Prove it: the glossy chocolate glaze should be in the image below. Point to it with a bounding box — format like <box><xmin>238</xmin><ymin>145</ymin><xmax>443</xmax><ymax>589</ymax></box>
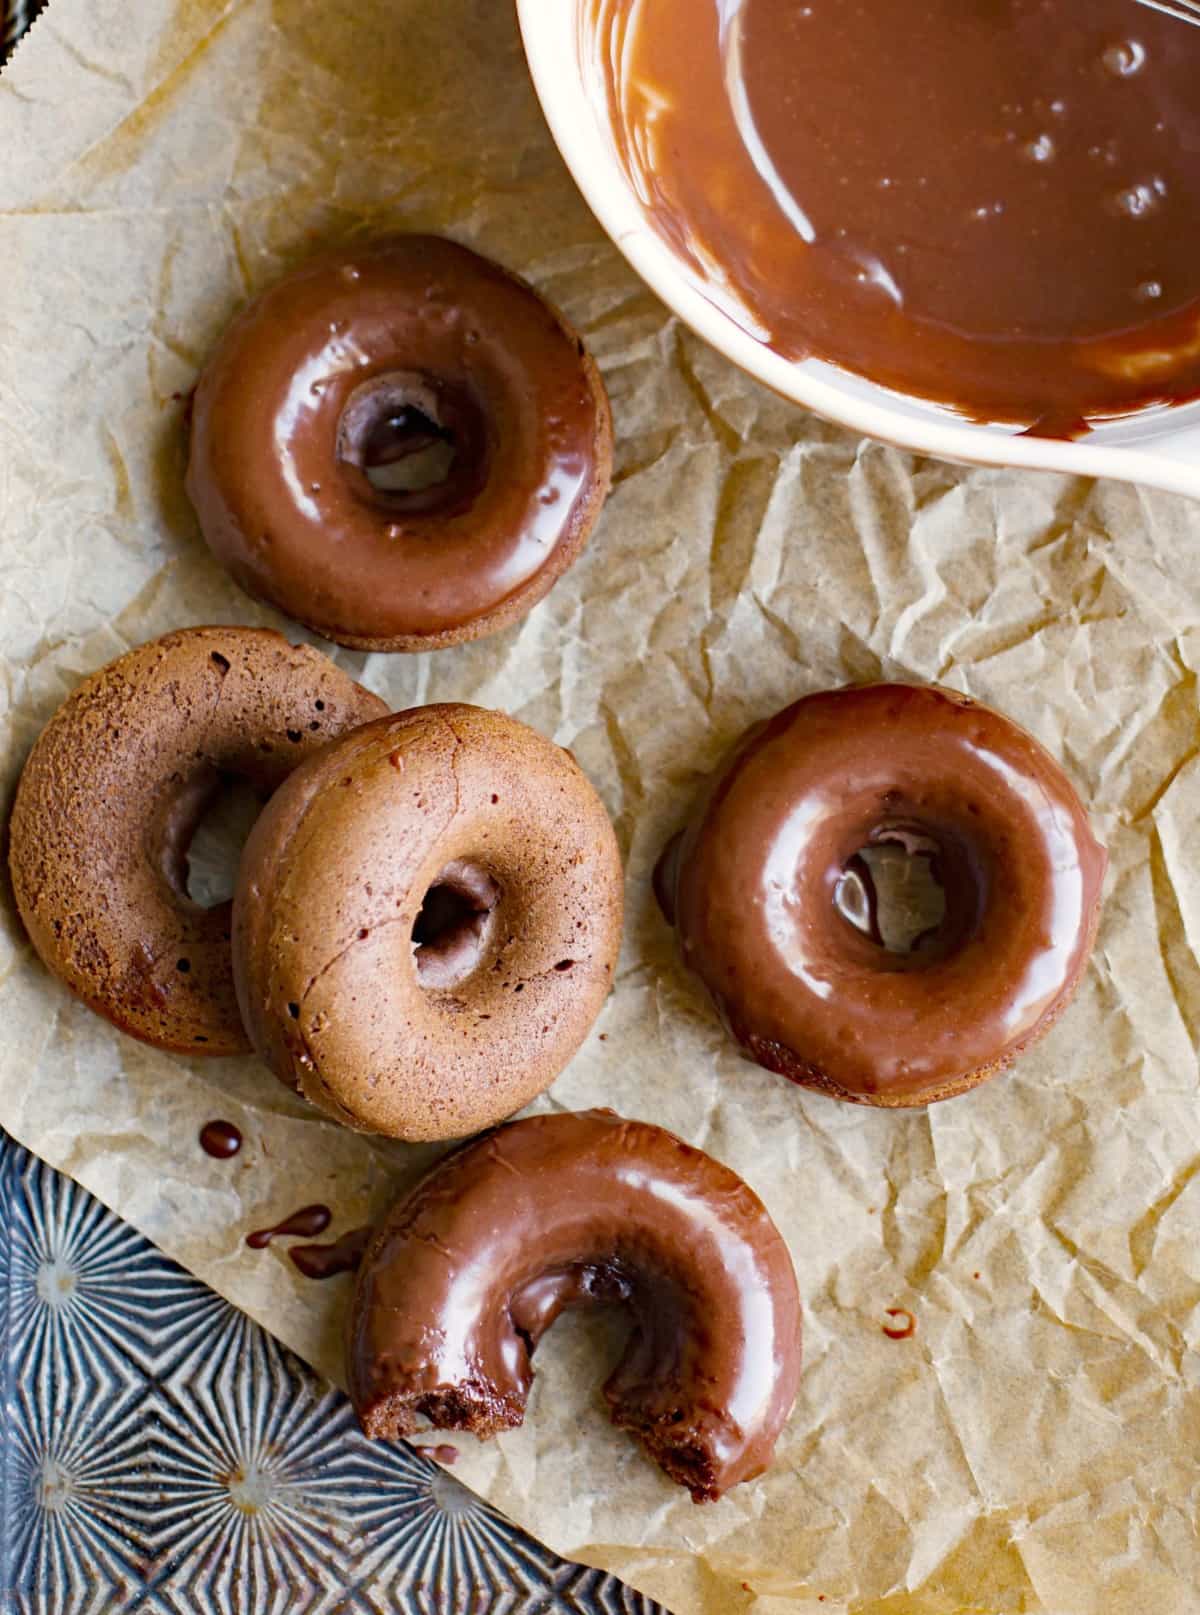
<box><xmin>246</xmin><ymin>1204</ymin><xmax>331</xmax><ymax>1250</ymax></box>
<box><xmin>199</xmin><ymin>1120</ymin><xmax>242</xmax><ymax>1159</ymax></box>
<box><xmin>289</xmin><ymin>1226</ymin><xmax>373</xmax><ymax>1281</ymax></box>
<box><xmin>187</xmin><ymin>236</ymin><xmax>613</xmax><ymax>650</ymax></box>
<box><xmin>590</xmin><ymin>0</ymin><xmax>1200</xmax><ymax>427</ymax></box>
<box><xmin>656</xmin><ymin>685</ymin><xmax>1106</xmax><ymax>1106</ymax></box>
<box><xmin>347</xmin><ymin>1110</ymin><xmax>801</xmax><ymax>1502</ymax></box>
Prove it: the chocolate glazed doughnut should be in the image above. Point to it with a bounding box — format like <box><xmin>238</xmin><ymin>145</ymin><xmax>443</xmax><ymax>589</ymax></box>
<box><xmin>8</xmin><ymin>628</ymin><xmax>385</xmax><ymax>1055</ymax></box>
<box><xmin>348</xmin><ymin>1110</ymin><xmax>801</xmax><ymax>1502</ymax></box>
<box><xmin>186</xmin><ymin>236</ymin><xmax>613</xmax><ymax>652</ymax></box>
<box><xmin>656</xmin><ymin>684</ymin><xmax>1107</xmax><ymax>1106</ymax></box>
<box><xmin>233</xmin><ymin>705</ymin><xmax>624</xmax><ymax>1140</ymax></box>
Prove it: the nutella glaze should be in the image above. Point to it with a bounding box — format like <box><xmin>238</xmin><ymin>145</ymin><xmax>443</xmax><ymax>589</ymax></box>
<box><xmin>187</xmin><ymin>236</ymin><xmax>613</xmax><ymax>652</ymax></box>
<box><xmin>656</xmin><ymin>684</ymin><xmax>1106</xmax><ymax>1106</ymax></box>
<box><xmin>591</xmin><ymin>0</ymin><xmax>1200</xmax><ymax>429</ymax></box>
<box><xmin>348</xmin><ymin>1110</ymin><xmax>801</xmax><ymax>1502</ymax></box>
<box><xmin>199</xmin><ymin>1121</ymin><xmax>242</xmax><ymax>1159</ymax></box>
<box><xmin>246</xmin><ymin>1205</ymin><xmax>332</xmax><ymax>1249</ymax></box>
<box><xmin>289</xmin><ymin>1227</ymin><xmax>372</xmax><ymax>1281</ymax></box>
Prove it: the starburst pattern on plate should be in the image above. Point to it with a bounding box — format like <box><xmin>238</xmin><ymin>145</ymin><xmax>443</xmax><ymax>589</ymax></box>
<box><xmin>0</xmin><ymin>1134</ymin><xmax>666</xmax><ymax>1613</ymax></box>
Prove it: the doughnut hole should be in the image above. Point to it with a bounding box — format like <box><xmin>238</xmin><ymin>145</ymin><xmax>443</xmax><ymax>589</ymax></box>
<box><xmin>336</xmin><ymin>371</ymin><xmax>489</xmax><ymax>516</ymax></box>
<box><xmin>832</xmin><ymin>822</ymin><xmax>978</xmax><ymax>967</ymax></box>
<box><xmin>156</xmin><ymin>771</ymin><xmax>266</xmax><ymax>912</ymax></box>
<box><xmin>412</xmin><ymin>859</ymin><xmax>501</xmax><ymax>990</ymax></box>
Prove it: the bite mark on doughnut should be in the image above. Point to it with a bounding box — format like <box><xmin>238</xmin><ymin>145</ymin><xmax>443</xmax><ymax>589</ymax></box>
<box><xmin>348</xmin><ymin>1112</ymin><xmax>801</xmax><ymax>1501</ymax></box>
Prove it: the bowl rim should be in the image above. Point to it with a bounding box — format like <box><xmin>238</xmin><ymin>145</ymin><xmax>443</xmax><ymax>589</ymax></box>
<box><xmin>515</xmin><ymin>0</ymin><xmax>1200</xmax><ymax>502</ymax></box>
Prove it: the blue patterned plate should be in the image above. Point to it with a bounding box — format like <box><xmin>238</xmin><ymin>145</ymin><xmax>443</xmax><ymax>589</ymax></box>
<box><xmin>0</xmin><ymin>1131</ymin><xmax>665</xmax><ymax>1614</ymax></box>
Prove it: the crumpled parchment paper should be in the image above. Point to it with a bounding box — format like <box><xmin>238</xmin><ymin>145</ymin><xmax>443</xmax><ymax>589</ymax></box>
<box><xmin>2</xmin><ymin>3</ymin><xmax>1200</xmax><ymax>1610</ymax></box>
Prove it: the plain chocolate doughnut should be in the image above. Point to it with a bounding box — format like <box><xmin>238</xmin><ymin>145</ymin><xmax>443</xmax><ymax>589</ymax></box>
<box><xmin>186</xmin><ymin>236</ymin><xmax>613</xmax><ymax>652</ymax></box>
<box><xmin>347</xmin><ymin>1109</ymin><xmax>802</xmax><ymax>1502</ymax></box>
<box><xmin>656</xmin><ymin>683</ymin><xmax>1107</xmax><ymax>1106</ymax></box>
<box><xmin>8</xmin><ymin>628</ymin><xmax>386</xmax><ymax>1055</ymax></box>
<box><xmin>232</xmin><ymin>704</ymin><xmax>624</xmax><ymax>1140</ymax></box>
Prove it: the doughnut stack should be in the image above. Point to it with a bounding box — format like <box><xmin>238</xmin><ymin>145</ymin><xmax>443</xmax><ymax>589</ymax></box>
<box><xmin>7</xmin><ymin>236</ymin><xmax>1107</xmax><ymax>1504</ymax></box>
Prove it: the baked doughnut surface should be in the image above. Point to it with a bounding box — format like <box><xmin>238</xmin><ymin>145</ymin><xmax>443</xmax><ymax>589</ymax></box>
<box><xmin>656</xmin><ymin>683</ymin><xmax>1107</xmax><ymax>1106</ymax></box>
<box><xmin>186</xmin><ymin>235</ymin><xmax>613</xmax><ymax>652</ymax></box>
<box><xmin>233</xmin><ymin>704</ymin><xmax>624</xmax><ymax>1140</ymax></box>
<box><xmin>347</xmin><ymin>1109</ymin><xmax>801</xmax><ymax>1502</ymax></box>
<box><xmin>8</xmin><ymin>627</ymin><xmax>385</xmax><ymax>1055</ymax></box>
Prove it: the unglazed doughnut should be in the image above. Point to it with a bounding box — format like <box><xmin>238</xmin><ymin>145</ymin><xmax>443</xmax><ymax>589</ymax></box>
<box><xmin>656</xmin><ymin>683</ymin><xmax>1106</xmax><ymax>1106</ymax></box>
<box><xmin>186</xmin><ymin>236</ymin><xmax>613</xmax><ymax>652</ymax></box>
<box><xmin>8</xmin><ymin>628</ymin><xmax>385</xmax><ymax>1055</ymax></box>
<box><xmin>347</xmin><ymin>1109</ymin><xmax>801</xmax><ymax>1502</ymax></box>
<box><xmin>232</xmin><ymin>705</ymin><xmax>623</xmax><ymax>1140</ymax></box>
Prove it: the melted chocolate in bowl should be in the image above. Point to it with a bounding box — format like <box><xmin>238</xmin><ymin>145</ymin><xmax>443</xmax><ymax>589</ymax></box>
<box><xmin>590</xmin><ymin>0</ymin><xmax>1200</xmax><ymax>429</ymax></box>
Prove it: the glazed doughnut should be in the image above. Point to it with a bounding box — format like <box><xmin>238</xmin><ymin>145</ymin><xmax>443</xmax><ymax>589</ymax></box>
<box><xmin>347</xmin><ymin>1109</ymin><xmax>801</xmax><ymax>1502</ymax></box>
<box><xmin>8</xmin><ymin>628</ymin><xmax>386</xmax><ymax>1055</ymax></box>
<box><xmin>186</xmin><ymin>235</ymin><xmax>613</xmax><ymax>652</ymax></box>
<box><xmin>232</xmin><ymin>705</ymin><xmax>623</xmax><ymax>1140</ymax></box>
<box><xmin>656</xmin><ymin>683</ymin><xmax>1106</xmax><ymax>1106</ymax></box>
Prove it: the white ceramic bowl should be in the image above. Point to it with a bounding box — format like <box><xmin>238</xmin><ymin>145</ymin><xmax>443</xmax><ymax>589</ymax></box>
<box><xmin>516</xmin><ymin>0</ymin><xmax>1200</xmax><ymax>501</ymax></box>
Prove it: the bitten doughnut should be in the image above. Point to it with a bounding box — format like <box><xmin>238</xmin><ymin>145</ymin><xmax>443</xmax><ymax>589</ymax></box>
<box><xmin>232</xmin><ymin>704</ymin><xmax>623</xmax><ymax>1140</ymax></box>
<box><xmin>348</xmin><ymin>1109</ymin><xmax>801</xmax><ymax>1502</ymax></box>
<box><xmin>186</xmin><ymin>235</ymin><xmax>613</xmax><ymax>652</ymax></box>
<box><xmin>8</xmin><ymin>628</ymin><xmax>386</xmax><ymax>1055</ymax></box>
<box><xmin>656</xmin><ymin>683</ymin><xmax>1106</xmax><ymax>1106</ymax></box>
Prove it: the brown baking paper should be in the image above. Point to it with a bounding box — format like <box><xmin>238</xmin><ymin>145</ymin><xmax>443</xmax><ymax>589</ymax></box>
<box><xmin>2</xmin><ymin>3</ymin><xmax>1200</xmax><ymax>1610</ymax></box>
